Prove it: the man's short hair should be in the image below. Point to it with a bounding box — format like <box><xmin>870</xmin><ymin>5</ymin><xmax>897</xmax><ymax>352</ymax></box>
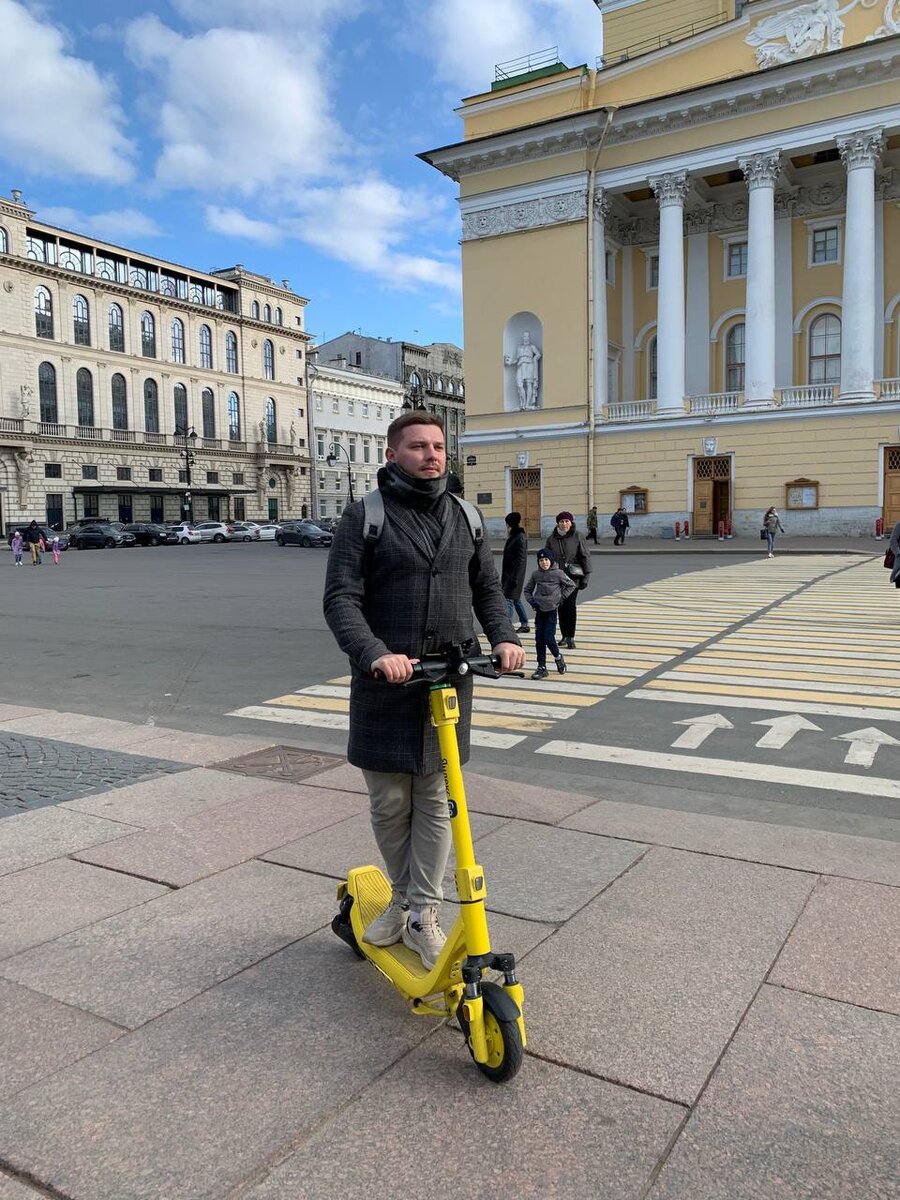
<box><xmin>386</xmin><ymin>410</ymin><xmax>445</xmax><ymax>448</ymax></box>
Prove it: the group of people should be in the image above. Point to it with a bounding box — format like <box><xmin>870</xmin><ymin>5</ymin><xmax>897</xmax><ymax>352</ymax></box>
<box><xmin>586</xmin><ymin>505</ymin><xmax>630</xmax><ymax>545</ymax></box>
<box><xmin>7</xmin><ymin>520</ymin><xmax>60</xmax><ymax>566</ymax></box>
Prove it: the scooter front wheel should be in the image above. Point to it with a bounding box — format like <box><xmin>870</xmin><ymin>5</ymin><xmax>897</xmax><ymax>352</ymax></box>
<box><xmin>457</xmin><ymin>983</ymin><xmax>524</xmax><ymax>1083</ymax></box>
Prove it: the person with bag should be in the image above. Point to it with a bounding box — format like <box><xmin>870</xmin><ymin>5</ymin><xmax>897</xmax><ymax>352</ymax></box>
<box><xmin>888</xmin><ymin>520</ymin><xmax>900</xmax><ymax>589</ymax></box>
<box><xmin>611</xmin><ymin>507</ymin><xmax>630</xmax><ymax>546</ymax></box>
<box><xmin>762</xmin><ymin>507</ymin><xmax>785</xmax><ymax>558</ymax></box>
<box><xmin>23</xmin><ymin>520</ymin><xmax>42</xmax><ymax>566</ymax></box>
<box><xmin>524</xmin><ymin>549</ymin><xmax>575</xmax><ymax>679</ymax></box>
<box><xmin>586</xmin><ymin>506</ymin><xmax>599</xmax><ymax>544</ymax></box>
<box><xmin>544</xmin><ymin>511</ymin><xmax>591</xmax><ymax>649</ymax></box>
<box><xmin>501</xmin><ymin>511</ymin><xmax>530</xmax><ymax>632</ymax></box>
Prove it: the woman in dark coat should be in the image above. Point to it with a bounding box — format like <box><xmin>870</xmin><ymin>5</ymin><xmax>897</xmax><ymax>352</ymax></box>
<box><xmin>890</xmin><ymin>520</ymin><xmax>900</xmax><ymax>589</ymax></box>
<box><xmin>501</xmin><ymin>511</ymin><xmax>530</xmax><ymax>632</ymax></box>
<box><xmin>544</xmin><ymin>511</ymin><xmax>591</xmax><ymax>649</ymax></box>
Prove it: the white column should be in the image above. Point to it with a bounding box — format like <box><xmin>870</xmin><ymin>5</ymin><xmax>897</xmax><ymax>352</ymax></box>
<box><xmin>592</xmin><ymin>188</ymin><xmax>609</xmax><ymax>416</ymax></box>
<box><xmin>773</xmin><ymin>193</ymin><xmax>794</xmax><ymax>391</ymax></box>
<box><xmin>685</xmin><ymin>216</ymin><xmax>710</xmax><ymax>398</ymax></box>
<box><xmin>621</xmin><ymin>245</ymin><xmax>634</xmax><ymax>401</ymax></box>
<box><xmin>837</xmin><ymin>128</ymin><xmax>884</xmax><ymax>401</ymax></box>
<box><xmin>738</xmin><ymin>150</ymin><xmax>781</xmax><ymax>405</ymax></box>
<box><xmin>649</xmin><ymin>171</ymin><xmax>689</xmax><ymax>413</ymax></box>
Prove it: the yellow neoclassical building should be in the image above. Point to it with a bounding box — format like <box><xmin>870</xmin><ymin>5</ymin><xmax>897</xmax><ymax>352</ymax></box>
<box><xmin>422</xmin><ymin>0</ymin><xmax>900</xmax><ymax>538</ymax></box>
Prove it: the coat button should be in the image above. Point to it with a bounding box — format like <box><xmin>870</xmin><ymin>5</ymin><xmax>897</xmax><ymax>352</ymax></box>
<box><xmin>426</xmin><ymin>629</ymin><xmax>436</xmax><ymax>639</ymax></box>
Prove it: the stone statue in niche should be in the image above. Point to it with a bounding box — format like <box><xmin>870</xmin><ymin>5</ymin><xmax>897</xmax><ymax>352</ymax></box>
<box><xmin>289</xmin><ymin>421</ymin><xmax>297</xmax><ymax>451</ymax></box>
<box><xmin>258</xmin><ymin>417</ymin><xmax>267</xmax><ymax>446</ymax></box>
<box><xmin>746</xmin><ymin>0</ymin><xmax>844</xmax><ymax>68</ymax></box>
<box><xmin>14</xmin><ymin>449</ymin><xmax>33</xmax><ymax>504</ymax></box>
<box><xmin>19</xmin><ymin>385</ymin><xmax>33</xmax><ymax>419</ymax></box>
<box><xmin>256</xmin><ymin>467</ymin><xmax>268</xmax><ymax>509</ymax></box>
<box><xmin>285</xmin><ymin>463</ymin><xmax>300</xmax><ymax>509</ymax></box>
<box><xmin>504</xmin><ymin>331</ymin><xmax>542</xmax><ymax>410</ymax></box>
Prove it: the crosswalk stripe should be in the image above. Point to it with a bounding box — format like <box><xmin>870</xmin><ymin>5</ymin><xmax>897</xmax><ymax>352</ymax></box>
<box><xmin>660</xmin><ymin>669</ymin><xmax>900</xmax><ymax>699</ymax></box>
<box><xmin>628</xmin><ymin>686</ymin><xmax>900</xmax><ymax>722</ymax></box>
<box><xmin>647</xmin><ymin>677</ymin><xmax>900</xmax><ymax>707</ymax></box>
<box><xmin>471</xmin><ymin>731</ymin><xmax>527</xmax><ymax>749</ymax></box>
<box><xmin>684</xmin><ymin>657</ymin><xmax>900</xmax><ymax>681</ymax></box>
<box><xmin>229</xmin><ymin>705</ymin><xmax>350</xmax><ymax>729</ymax></box>
<box><xmin>475</xmin><ymin>681</ymin><xmax>610</xmax><ymax>702</ymax></box>
<box><xmin>472</xmin><ymin>712</ymin><xmax>553</xmax><ymax>733</ymax></box>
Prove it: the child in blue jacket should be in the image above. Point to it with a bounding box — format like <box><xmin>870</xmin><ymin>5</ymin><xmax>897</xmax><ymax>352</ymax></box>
<box><xmin>524</xmin><ymin>549</ymin><xmax>576</xmax><ymax>679</ymax></box>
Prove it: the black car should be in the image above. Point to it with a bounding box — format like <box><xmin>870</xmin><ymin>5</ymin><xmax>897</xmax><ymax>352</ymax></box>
<box><xmin>121</xmin><ymin>523</ymin><xmax>168</xmax><ymax>547</ymax></box>
<box><xmin>70</xmin><ymin>525</ymin><xmax>136</xmax><ymax>550</ymax></box>
<box><xmin>275</xmin><ymin>521</ymin><xmax>333</xmax><ymax>548</ymax></box>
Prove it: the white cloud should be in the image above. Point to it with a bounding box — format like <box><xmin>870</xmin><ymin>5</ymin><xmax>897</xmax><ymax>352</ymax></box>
<box><xmin>170</xmin><ymin>0</ymin><xmax>365</xmax><ymax>35</ymax></box>
<box><xmin>0</xmin><ymin>0</ymin><xmax>134</xmax><ymax>182</ymax></box>
<box><xmin>36</xmin><ymin>206</ymin><xmax>163</xmax><ymax>243</ymax></box>
<box><xmin>205</xmin><ymin>206</ymin><xmax>281</xmax><ymax>245</ymax></box>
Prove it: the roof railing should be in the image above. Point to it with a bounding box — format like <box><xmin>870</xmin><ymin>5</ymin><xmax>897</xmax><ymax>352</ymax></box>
<box><xmin>597</xmin><ymin>12</ymin><xmax>729</xmax><ymax>69</ymax></box>
<box><xmin>494</xmin><ymin>45</ymin><xmax>561</xmax><ymax>82</ymax></box>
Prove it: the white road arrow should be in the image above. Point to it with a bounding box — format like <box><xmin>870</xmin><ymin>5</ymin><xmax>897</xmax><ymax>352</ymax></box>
<box><xmin>834</xmin><ymin>727</ymin><xmax>900</xmax><ymax>769</ymax></box>
<box><xmin>671</xmin><ymin>713</ymin><xmax>734</xmax><ymax>750</ymax></box>
<box><xmin>752</xmin><ymin>714</ymin><xmax>823</xmax><ymax>750</ymax></box>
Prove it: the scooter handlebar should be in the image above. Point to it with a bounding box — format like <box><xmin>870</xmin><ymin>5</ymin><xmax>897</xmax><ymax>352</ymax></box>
<box><xmin>373</xmin><ymin>653</ymin><xmax>525</xmax><ymax>684</ymax></box>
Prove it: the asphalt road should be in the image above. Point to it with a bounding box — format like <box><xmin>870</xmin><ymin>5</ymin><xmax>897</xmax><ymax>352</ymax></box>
<box><xmin>3</xmin><ymin>542</ymin><xmax>898</xmax><ymax>843</ymax></box>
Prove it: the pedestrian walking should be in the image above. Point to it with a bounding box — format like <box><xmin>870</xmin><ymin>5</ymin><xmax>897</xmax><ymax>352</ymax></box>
<box><xmin>23</xmin><ymin>520</ymin><xmax>42</xmax><ymax>566</ymax></box>
<box><xmin>611</xmin><ymin>507</ymin><xmax>630</xmax><ymax>546</ymax></box>
<box><xmin>586</xmin><ymin>506</ymin><xmax>598</xmax><ymax>544</ymax></box>
<box><xmin>501</xmin><ymin>511</ymin><xmax>530</xmax><ymax>632</ymax></box>
<box><xmin>524</xmin><ymin>549</ymin><xmax>575</xmax><ymax>679</ymax></box>
<box><xmin>888</xmin><ymin>520</ymin><xmax>900</xmax><ymax>589</ymax></box>
<box><xmin>10</xmin><ymin>530</ymin><xmax>24</xmax><ymax>566</ymax></box>
<box><xmin>51</xmin><ymin>535</ymin><xmax>61</xmax><ymax>565</ymax></box>
<box><xmin>544</xmin><ymin>511</ymin><xmax>591</xmax><ymax>649</ymax></box>
<box><xmin>762</xmin><ymin>506</ymin><xmax>785</xmax><ymax>558</ymax></box>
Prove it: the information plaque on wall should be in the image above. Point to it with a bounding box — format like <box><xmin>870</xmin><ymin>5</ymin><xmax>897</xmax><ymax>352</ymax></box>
<box><xmin>476</xmin><ymin>492</ymin><xmax>492</xmax><ymax>506</ymax></box>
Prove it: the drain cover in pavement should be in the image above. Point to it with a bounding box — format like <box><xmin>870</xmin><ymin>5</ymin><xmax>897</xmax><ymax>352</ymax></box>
<box><xmin>213</xmin><ymin>744</ymin><xmax>345</xmax><ymax>783</ymax></box>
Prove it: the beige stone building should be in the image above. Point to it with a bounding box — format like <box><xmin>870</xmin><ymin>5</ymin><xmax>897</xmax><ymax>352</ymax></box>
<box><xmin>0</xmin><ymin>193</ymin><xmax>312</xmax><ymax>532</ymax></box>
<box><xmin>422</xmin><ymin>0</ymin><xmax>900</xmax><ymax>537</ymax></box>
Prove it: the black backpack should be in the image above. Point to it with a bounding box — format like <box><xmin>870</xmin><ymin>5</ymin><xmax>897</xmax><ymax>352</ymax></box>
<box><xmin>361</xmin><ymin>488</ymin><xmax>483</xmax><ymax>549</ymax></box>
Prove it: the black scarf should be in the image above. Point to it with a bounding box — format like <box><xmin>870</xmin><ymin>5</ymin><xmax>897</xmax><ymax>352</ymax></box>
<box><xmin>378</xmin><ymin>463</ymin><xmax>449</xmax><ymax>553</ymax></box>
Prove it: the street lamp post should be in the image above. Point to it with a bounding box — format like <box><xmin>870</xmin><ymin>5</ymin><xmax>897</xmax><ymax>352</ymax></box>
<box><xmin>325</xmin><ymin>442</ymin><xmax>354</xmax><ymax>508</ymax></box>
<box><xmin>175</xmin><ymin>425</ymin><xmax>197</xmax><ymax>523</ymax></box>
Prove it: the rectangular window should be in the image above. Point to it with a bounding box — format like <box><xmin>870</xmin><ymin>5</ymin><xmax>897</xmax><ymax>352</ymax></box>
<box><xmin>233</xmin><ymin>472</ymin><xmax>244</xmax><ymax>485</ymax></box>
<box><xmin>118</xmin><ymin>493</ymin><xmax>133</xmax><ymax>523</ymax></box>
<box><xmin>363</xmin><ymin>439</ymin><xmax>371</xmax><ymax>463</ymax></box>
<box><xmin>44</xmin><ymin>463</ymin><xmax>62</xmax><ymax>478</ymax></box>
<box><xmin>46</xmin><ymin>493</ymin><xmax>64</xmax><ymax>528</ymax></box>
<box><xmin>315</xmin><ymin>396</ymin><xmax>323</xmax><ymax>411</ymax></box>
<box><xmin>149</xmin><ymin>468</ymin><xmax>163</xmax><ymax>482</ymax></box>
<box><xmin>348</xmin><ymin>436</ymin><xmax>357</xmax><ymax>463</ymax></box>
<box><xmin>206</xmin><ymin>471</ymin><xmax>219</xmax><ymax>484</ymax></box>
<box><xmin>726</xmin><ymin>241</ymin><xmax>748</xmax><ymax>278</ymax></box>
<box><xmin>376</xmin><ymin>407</ymin><xmax>382</xmax><ymax>420</ymax></box>
<box><xmin>319</xmin><ymin>478</ymin><xmax>325</xmax><ymax>490</ymax></box>
<box><xmin>648</xmin><ymin>254</ymin><xmax>659</xmax><ymax>290</ymax></box>
<box><xmin>317</xmin><ymin>433</ymin><xmax>326</xmax><ymax>458</ymax></box>
<box><xmin>149</xmin><ymin>493</ymin><xmax>165</xmax><ymax>523</ymax></box>
<box><xmin>347</xmin><ymin>401</ymin><xmax>354</xmax><ymax>415</ymax></box>
<box><xmin>332</xmin><ymin>399</ymin><xmax>340</xmax><ymax>413</ymax></box>
<box><xmin>605</xmin><ymin>249</ymin><xmax>615</xmax><ymax>285</ymax></box>
<box><xmin>83</xmin><ymin>494</ymin><xmax>100</xmax><ymax>518</ymax></box>
<box><xmin>82</xmin><ymin>464</ymin><xmax>98</xmax><ymax>480</ymax></box>
<box><xmin>812</xmin><ymin>226</ymin><xmax>839</xmax><ymax>264</ymax></box>
<box><xmin>178</xmin><ymin>469</ymin><xmax>188</xmax><ymax>483</ymax></box>
<box><xmin>117</xmin><ymin>466</ymin><xmax>132</xmax><ymax>481</ymax></box>
<box><xmin>233</xmin><ymin>497</ymin><xmax>245</xmax><ymax>520</ymax></box>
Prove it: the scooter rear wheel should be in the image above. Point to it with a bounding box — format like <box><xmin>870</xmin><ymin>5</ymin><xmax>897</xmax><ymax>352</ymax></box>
<box><xmin>457</xmin><ymin>983</ymin><xmax>524</xmax><ymax>1083</ymax></box>
<box><xmin>332</xmin><ymin>893</ymin><xmax>366</xmax><ymax>960</ymax></box>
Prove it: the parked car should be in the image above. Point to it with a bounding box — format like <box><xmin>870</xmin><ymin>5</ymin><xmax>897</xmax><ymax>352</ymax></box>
<box><xmin>70</xmin><ymin>525</ymin><xmax>136</xmax><ymax>550</ymax></box>
<box><xmin>253</xmin><ymin>523</ymin><xmax>281</xmax><ymax>541</ymax></box>
<box><xmin>194</xmin><ymin>521</ymin><xmax>234</xmax><ymax>543</ymax></box>
<box><xmin>276</xmin><ymin>521</ymin><xmax>333</xmax><ymax>548</ymax></box>
<box><xmin>165</xmin><ymin>524</ymin><xmax>202</xmax><ymax>545</ymax></box>
<box><xmin>315</xmin><ymin>517</ymin><xmax>341</xmax><ymax>533</ymax></box>
<box><xmin>121</xmin><ymin>522</ymin><xmax>168</xmax><ymax>547</ymax></box>
<box><xmin>229</xmin><ymin>521</ymin><xmax>260</xmax><ymax>542</ymax></box>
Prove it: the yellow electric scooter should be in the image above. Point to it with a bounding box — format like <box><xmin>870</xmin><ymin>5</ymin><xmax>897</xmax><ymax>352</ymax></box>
<box><xmin>332</xmin><ymin>645</ymin><xmax>526</xmax><ymax>1083</ymax></box>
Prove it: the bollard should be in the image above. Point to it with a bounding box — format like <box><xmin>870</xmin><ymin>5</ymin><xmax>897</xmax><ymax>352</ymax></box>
<box><xmin>717</xmin><ymin>520</ymin><xmax>725</xmax><ymax>541</ymax></box>
<box><xmin>684</xmin><ymin>518</ymin><xmax>690</xmax><ymax>539</ymax></box>
<box><xmin>675</xmin><ymin>521</ymin><xmax>681</xmax><ymax>540</ymax></box>
<box><xmin>876</xmin><ymin>517</ymin><xmax>884</xmax><ymax>539</ymax></box>
<box><xmin>726</xmin><ymin>517</ymin><xmax>733</xmax><ymax>539</ymax></box>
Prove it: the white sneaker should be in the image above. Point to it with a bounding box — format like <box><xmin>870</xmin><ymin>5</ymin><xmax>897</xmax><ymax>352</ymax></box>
<box><xmin>767</xmin><ymin>553</ymin><xmax>774</xmax><ymax>559</ymax></box>
<box><xmin>363</xmin><ymin>890</ymin><xmax>408</xmax><ymax>946</ymax></box>
<box><xmin>402</xmin><ymin>905</ymin><xmax>447</xmax><ymax>969</ymax></box>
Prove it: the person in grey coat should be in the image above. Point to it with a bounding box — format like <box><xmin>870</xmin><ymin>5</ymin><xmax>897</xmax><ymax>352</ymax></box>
<box><xmin>524</xmin><ymin>549</ymin><xmax>575</xmax><ymax>679</ymax></box>
<box><xmin>544</xmin><ymin>511</ymin><xmax>591</xmax><ymax>648</ymax></box>
<box><xmin>323</xmin><ymin>412</ymin><xmax>524</xmax><ymax>969</ymax></box>
<box><xmin>501</xmin><ymin>511</ymin><xmax>529</xmax><ymax>632</ymax></box>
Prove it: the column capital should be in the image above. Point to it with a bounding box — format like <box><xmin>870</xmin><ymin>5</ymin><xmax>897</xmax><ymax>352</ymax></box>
<box><xmin>649</xmin><ymin>171</ymin><xmax>689</xmax><ymax>209</ymax></box>
<box><xmin>738</xmin><ymin>150</ymin><xmax>782</xmax><ymax>190</ymax></box>
<box><xmin>837</xmin><ymin>128</ymin><xmax>885</xmax><ymax>171</ymax></box>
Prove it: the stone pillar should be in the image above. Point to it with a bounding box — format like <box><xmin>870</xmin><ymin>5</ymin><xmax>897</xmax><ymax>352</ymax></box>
<box><xmin>837</xmin><ymin>128</ymin><xmax>884</xmax><ymax>401</ymax></box>
<box><xmin>738</xmin><ymin>151</ymin><xmax>781</xmax><ymax>405</ymax></box>
<box><xmin>649</xmin><ymin>171</ymin><xmax>689</xmax><ymax>414</ymax></box>
<box><xmin>593</xmin><ymin>188</ymin><xmax>609</xmax><ymax>417</ymax></box>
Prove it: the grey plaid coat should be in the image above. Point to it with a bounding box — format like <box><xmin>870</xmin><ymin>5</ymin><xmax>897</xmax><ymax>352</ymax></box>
<box><xmin>323</xmin><ymin>493</ymin><xmax>518</xmax><ymax>774</ymax></box>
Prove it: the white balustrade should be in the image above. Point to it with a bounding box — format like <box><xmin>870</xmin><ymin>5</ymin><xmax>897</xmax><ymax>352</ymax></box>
<box><xmin>0</xmin><ymin>417</ymin><xmax>24</xmax><ymax>433</ymax></box>
<box><xmin>605</xmin><ymin>400</ymin><xmax>657</xmax><ymax>421</ymax></box>
<box><xmin>780</xmin><ymin>385</ymin><xmax>836</xmax><ymax>407</ymax></box>
<box><xmin>110</xmin><ymin>429</ymin><xmax>136</xmax><ymax>443</ymax></box>
<box><xmin>144</xmin><ymin>432</ymin><xmax>166</xmax><ymax>445</ymax></box>
<box><xmin>877</xmin><ymin>378</ymin><xmax>900</xmax><ymax>400</ymax></box>
<box><xmin>39</xmin><ymin>422</ymin><xmax>65</xmax><ymax>437</ymax></box>
<box><xmin>688</xmin><ymin>392</ymin><xmax>743</xmax><ymax>415</ymax></box>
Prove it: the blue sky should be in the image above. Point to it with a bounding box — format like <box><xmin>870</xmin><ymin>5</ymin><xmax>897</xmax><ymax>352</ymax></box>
<box><xmin>0</xmin><ymin>0</ymin><xmax>603</xmax><ymax>348</ymax></box>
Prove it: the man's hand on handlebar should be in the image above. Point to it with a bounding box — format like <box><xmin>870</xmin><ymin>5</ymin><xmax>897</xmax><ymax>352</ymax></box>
<box><xmin>371</xmin><ymin>653</ymin><xmax>419</xmax><ymax>683</ymax></box>
<box><xmin>492</xmin><ymin>641</ymin><xmax>526</xmax><ymax>673</ymax></box>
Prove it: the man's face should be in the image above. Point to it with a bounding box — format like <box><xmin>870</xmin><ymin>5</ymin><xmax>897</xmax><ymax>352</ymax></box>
<box><xmin>386</xmin><ymin>423</ymin><xmax>447</xmax><ymax>478</ymax></box>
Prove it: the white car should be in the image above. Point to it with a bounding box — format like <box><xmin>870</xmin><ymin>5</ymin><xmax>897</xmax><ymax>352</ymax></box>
<box><xmin>166</xmin><ymin>524</ymin><xmax>202</xmax><ymax>545</ymax></box>
<box><xmin>194</xmin><ymin>521</ymin><xmax>234</xmax><ymax>543</ymax></box>
<box><xmin>253</xmin><ymin>523</ymin><xmax>281</xmax><ymax>541</ymax></box>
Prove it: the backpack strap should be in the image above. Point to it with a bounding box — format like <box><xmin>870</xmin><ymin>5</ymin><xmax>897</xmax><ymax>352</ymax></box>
<box><xmin>361</xmin><ymin>487</ymin><xmax>483</xmax><ymax>549</ymax></box>
<box><xmin>448</xmin><ymin>493</ymin><xmax>483</xmax><ymax>547</ymax></box>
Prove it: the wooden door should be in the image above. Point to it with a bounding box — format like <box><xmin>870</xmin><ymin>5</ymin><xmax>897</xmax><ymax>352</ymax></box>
<box><xmin>694</xmin><ymin>479</ymin><xmax>713</xmax><ymax>534</ymax></box>
<box><xmin>693</xmin><ymin>456</ymin><xmax>730</xmax><ymax>536</ymax></box>
<box><xmin>884</xmin><ymin>447</ymin><xmax>900</xmax><ymax>529</ymax></box>
<box><xmin>511</xmin><ymin>468</ymin><xmax>542</xmax><ymax>536</ymax></box>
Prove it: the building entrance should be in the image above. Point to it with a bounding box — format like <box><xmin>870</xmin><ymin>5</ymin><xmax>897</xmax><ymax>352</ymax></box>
<box><xmin>884</xmin><ymin>446</ymin><xmax>900</xmax><ymax>530</ymax></box>
<box><xmin>510</xmin><ymin>468</ymin><xmax>542</xmax><ymax>535</ymax></box>
<box><xmin>692</xmin><ymin>456</ymin><xmax>731</xmax><ymax>536</ymax></box>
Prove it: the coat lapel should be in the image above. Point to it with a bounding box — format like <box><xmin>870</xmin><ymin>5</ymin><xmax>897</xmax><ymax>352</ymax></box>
<box><xmin>383</xmin><ymin>499</ymin><xmax>435</xmax><ymax>564</ymax></box>
<box><xmin>432</xmin><ymin>499</ymin><xmax>463</xmax><ymax>568</ymax></box>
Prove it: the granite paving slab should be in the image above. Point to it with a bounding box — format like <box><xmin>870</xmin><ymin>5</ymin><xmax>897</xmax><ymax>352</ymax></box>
<box><xmin>0</xmin><ymin>931</ymin><xmax>431</xmax><ymax>1200</ymax></box>
<box><xmin>564</xmin><ymin>796</ymin><xmax>900</xmax><ymax>887</ymax></box>
<box><xmin>522</xmin><ymin>847</ymin><xmax>815</xmax><ymax>1104</ymax></box>
<box><xmin>439</xmin><ymin>902</ymin><xmax>555</xmax><ymax>961</ymax></box>
<box><xmin>0</xmin><ymin>1172</ymin><xmax>46</xmax><ymax>1199</ymax></box>
<box><xmin>290</xmin><ymin>760</ymin><xmax>366</xmax><ymax>794</ymax></box>
<box><xmin>1</xmin><ymin>808</ymin><xmax>138</xmax><ymax>878</ymax></box>
<box><xmin>473</xmin><ymin>820</ymin><xmax>646</xmax><ymax>921</ymax></box>
<box><xmin>0</xmin><ymin>713</ymin><xmax>137</xmax><ymax>739</ymax></box>
<box><xmin>61</xmin><ymin>767</ymin><xmax>297</xmax><ymax>828</ymax></box>
<box><xmin>0</xmin><ymin>979</ymin><xmax>122</xmax><ymax>1102</ymax></box>
<box><xmin>0</xmin><ymin>705</ymin><xmax>50</xmax><ymax>723</ymax></box>
<box><xmin>0</xmin><ymin>858</ymin><xmax>166</xmax><ymax>959</ymax></box>
<box><xmin>130</xmin><ymin>732</ymin><xmax>274</xmax><ymax>766</ymax></box>
<box><xmin>769</xmin><ymin>877</ymin><xmax>900</xmax><ymax>1015</ymax></box>
<box><xmin>0</xmin><ymin>860</ymin><xmax>335</xmax><ymax>1027</ymax></box>
<box><xmin>73</xmin><ymin>785</ymin><xmax>368</xmax><ymax>886</ymax></box>
<box><xmin>0</xmin><ymin>732</ymin><xmax>188</xmax><ymax>815</ymax></box>
<box><xmin>648</xmin><ymin>986</ymin><xmax>900</xmax><ymax>1200</ymax></box>
<box><xmin>245</xmin><ymin>1029</ymin><xmax>686</xmax><ymax>1200</ymax></box>
<box><xmin>465</xmin><ymin>771</ymin><xmax>598</xmax><ymax>824</ymax></box>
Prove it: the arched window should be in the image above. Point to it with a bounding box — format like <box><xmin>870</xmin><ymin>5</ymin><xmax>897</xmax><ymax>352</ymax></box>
<box><xmin>436</xmin><ymin>376</ymin><xmax>444</xmax><ymax>392</ymax></box>
<box><xmin>35</xmin><ymin>286</ymin><xmax>53</xmax><ymax>338</ymax></box>
<box><xmin>251</xmin><ymin>301</ymin><xmax>260</xmax><ymax>319</ymax></box>
<box><xmin>228</xmin><ymin>391</ymin><xmax>241</xmax><ymax>440</ymax></box>
<box><xmin>76</xmin><ymin>368</ymin><xmax>94</xmax><ymax>427</ymax></box>
<box><xmin>108</xmin><ymin>303</ymin><xmax>125</xmax><ymax>352</ymax></box>
<box><xmin>72</xmin><ymin>295</ymin><xmax>90</xmax><ymax>346</ymax></box>
<box><xmin>201</xmin><ymin>387</ymin><xmax>216</xmax><ymax>438</ymax></box>
<box><xmin>725</xmin><ymin>323</ymin><xmax>745</xmax><ymax>392</ymax></box>
<box><xmin>265</xmin><ymin>397</ymin><xmax>276</xmax><ymax>442</ymax></box>
<box><xmin>144</xmin><ymin>379</ymin><xmax>159</xmax><ymax>433</ymax></box>
<box><xmin>809</xmin><ymin>313</ymin><xmax>841</xmax><ymax>384</ymax></box>
<box><xmin>264</xmin><ymin>304</ymin><xmax>272</xmax><ymax>322</ymax></box>
<box><xmin>199</xmin><ymin>324</ymin><xmax>213</xmax><ymax>369</ymax></box>
<box><xmin>275</xmin><ymin>306</ymin><xmax>283</xmax><ymax>326</ymax></box>
<box><xmin>141</xmin><ymin>312</ymin><xmax>156</xmax><ymax>358</ymax></box>
<box><xmin>409</xmin><ymin>371</ymin><xmax>420</xmax><ymax>389</ymax></box>
<box><xmin>171</xmin><ymin>318</ymin><xmax>185</xmax><ymax>364</ymax></box>
<box><xmin>38</xmin><ymin>362</ymin><xmax>58</xmax><ymax>423</ymax></box>
<box><xmin>0</xmin><ymin>226</ymin><xmax>7</xmax><ymax>253</ymax></box>
<box><xmin>225</xmin><ymin>331</ymin><xmax>238</xmax><ymax>373</ymax></box>
<box><xmin>263</xmin><ymin>339</ymin><xmax>275</xmax><ymax>381</ymax></box>
<box><xmin>648</xmin><ymin>335</ymin><xmax>658</xmax><ymax>401</ymax></box>
<box><xmin>174</xmin><ymin>383</ymin><xmax>188</xmax><ymax>433</ymax></box>
<box><xmin>111</xmin><ymin>373</ymin><xmax>128</xmax><ymax>430</ymax></box>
